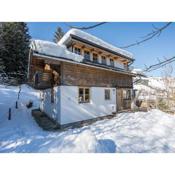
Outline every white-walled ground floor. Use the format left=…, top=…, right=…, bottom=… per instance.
left=40, top=86, right=132, bottom=127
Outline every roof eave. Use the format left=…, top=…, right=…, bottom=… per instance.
left=69, top=34, right=134, bottom=62
left=32, top=51, right=135, bottom=76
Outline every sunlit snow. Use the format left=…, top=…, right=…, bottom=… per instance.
left=0, top=85, right=175, bottom=153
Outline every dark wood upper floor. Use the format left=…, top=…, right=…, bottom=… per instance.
left=28, top=55, right=133, bottom=90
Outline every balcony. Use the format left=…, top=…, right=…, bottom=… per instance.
left=83, top=58, right=132, bottom=74
left=30, top=72, right=60, bottom=90
left=32, top=72, right=53, bottom=89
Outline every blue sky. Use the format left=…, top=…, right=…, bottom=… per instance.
left=27, top=22, right=175, bottom=77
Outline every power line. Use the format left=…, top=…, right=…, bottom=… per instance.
left=120, top=22, right=172, bottom=49
left=64, top=22, right=175, bottom=74
left=64, top=22, right=107, bottom=30
left=144, top=56, right=175, bottom=72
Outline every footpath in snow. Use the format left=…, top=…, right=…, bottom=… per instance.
left=0, top=85, right=175, bottom=153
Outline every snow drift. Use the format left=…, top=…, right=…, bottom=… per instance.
left=1, top=85, right=175, bottom=153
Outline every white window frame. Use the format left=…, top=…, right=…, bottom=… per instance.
left=78, top=87, right=90, bottom=103
left=92, top=53, right=98, bottom=63
left=74, top=47, right=81, bottom=55
left=84, top=50, right=90, bottom=60
left=101, top=56, right=107, bottom=65
left=110, top=58, right=114, bottom=67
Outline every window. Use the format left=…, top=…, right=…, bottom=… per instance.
left=133, top=89, right=137, bottom=98
left=93, top=53, right=98, bottom=63
left=105, top=89, right=110, bottom=100
left=110, top=59, right=114, bottom=67
left=51, top=88, right=54, bottom=103
left=84, top=51, right=90, bottom=60
left=78, top=87, right=90, bottom=103
left=124, top=63, right=128, bottom=70
left=74, top=47, right=81, bottom=55
left=123, top=89, right=131, bottom=100
left=101, top=56, right=106, bottom=65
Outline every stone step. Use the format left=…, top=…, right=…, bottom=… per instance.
left=32, top=109, right=60, bottom=131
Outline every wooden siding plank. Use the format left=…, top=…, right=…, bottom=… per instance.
left=61, top=62, right=133, bottom=88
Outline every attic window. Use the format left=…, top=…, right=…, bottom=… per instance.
left=93, top=53, right=98, bottom=63
left=124, top=63, right=128, bottom=70
left=74, top=47, right=81, bottom=55
left=110, top=59, right=114, bottom=67
left=84, top=51, right=90, bottom=60
left=102, top=56, right=106, bottom=65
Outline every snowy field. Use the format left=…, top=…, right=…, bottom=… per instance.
left=1, top=85, right=175, bottom=153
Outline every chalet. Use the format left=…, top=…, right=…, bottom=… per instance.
left=28, top=29, right=135, bottom=128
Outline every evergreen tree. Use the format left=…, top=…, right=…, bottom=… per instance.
left=0, top=23, right=5, bottom=73
left=0, top=22, right=31, bottom=84
left=53, top=27, right=64, bottom=43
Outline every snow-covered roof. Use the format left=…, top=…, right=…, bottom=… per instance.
left=132, top=68, right=146, bottom=77
left=30, top=39, right=134, bottom=76
left=58, top=29, right=133, bottom=60
left=134, top=77, right=166, bottom=91
left=31, top=39, right=84, bottom=62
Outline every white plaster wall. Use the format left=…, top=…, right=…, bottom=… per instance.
left=40, top=86, right=61, bottom=123
left=60, top=86, right=116, bottom=125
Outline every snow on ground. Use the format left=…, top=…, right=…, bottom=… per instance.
left=1, top=85, right=175, bottom=153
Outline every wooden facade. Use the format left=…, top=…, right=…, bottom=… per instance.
left=29, top=30, right=135, bottom=112
left=29, top=56, right=133, bottom=89
left=28, top=56, right=61, bottom=89
left=61, top=62, right=133, bottom=88
left=117, top=88, right=132, bottom=111
left=29, top=55, right=133, bottom=111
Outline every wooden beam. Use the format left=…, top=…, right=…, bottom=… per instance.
left=72, top=39, right=130, bottom=63
left=90, top=48, right=95, bottom=52
left=81, top=45, right=86, bottom=49
left=107, top=54, right=111, bottom=57
left=121, top=59, right=128, bottom=63
left=44, top=59, right=61, bottom=65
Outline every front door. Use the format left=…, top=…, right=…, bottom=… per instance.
left=116, top=89, right=123, bottom=112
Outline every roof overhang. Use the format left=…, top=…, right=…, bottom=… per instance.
left=69, top=34, right=135, bottom=62
left=32, top=51, right=135, bottom=77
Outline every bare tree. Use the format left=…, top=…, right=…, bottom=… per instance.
left=64, top=22, right=107, bottom=30
left=161, top=64, right=174, bottom=110
left=143, top=56, right=175, bottom=72
left=120, top=22, right=172, bottom=49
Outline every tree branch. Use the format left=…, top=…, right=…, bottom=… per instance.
left=143, top=56, right=175, bottom=72
left=65, top=22, right=107, bottom=30
left=120, top=22, right=172, bottom=49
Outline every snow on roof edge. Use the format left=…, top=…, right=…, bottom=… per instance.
left=58, top=28, right=134, bottom=59
left=30, top=39, right=84, bottom=63
left=30, top=39, right=135, bottom=76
